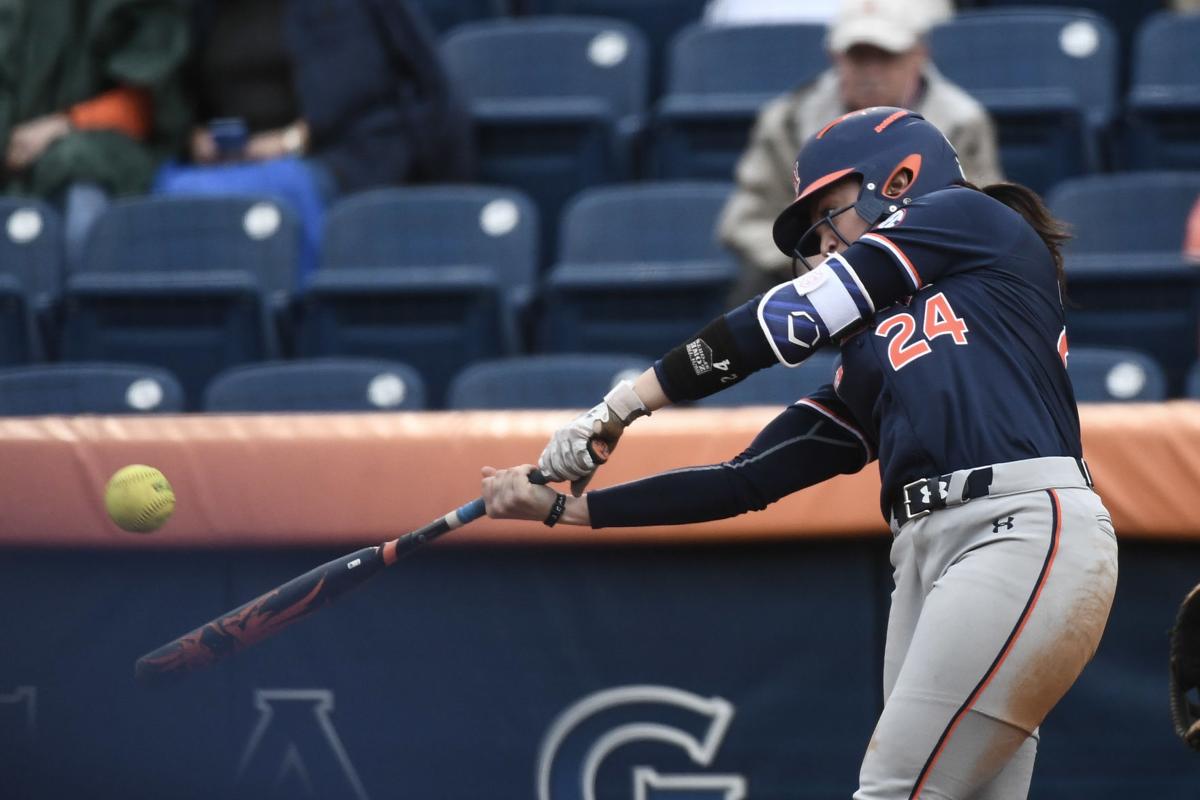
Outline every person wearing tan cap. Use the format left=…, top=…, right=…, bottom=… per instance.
left=718, top=0, right=1002, bottom=303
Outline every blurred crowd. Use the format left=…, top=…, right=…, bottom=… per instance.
left=1, top=0, right=1197, bottom=289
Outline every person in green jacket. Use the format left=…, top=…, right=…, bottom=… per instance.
left=0, top=0, right=189, bottom=262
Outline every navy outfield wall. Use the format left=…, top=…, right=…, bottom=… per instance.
left=0, top=538, right=1197, bottom=799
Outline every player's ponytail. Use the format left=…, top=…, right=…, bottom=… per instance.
left=964, top=182, right=1070, bottom=292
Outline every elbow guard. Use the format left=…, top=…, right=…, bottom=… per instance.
left=756, top=253, right=874, bottom=366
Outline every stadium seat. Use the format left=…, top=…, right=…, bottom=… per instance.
left=1186, top=361, right=1200, bottom=400
left=1048, top=171, right=1200, bottom=394
left=695, top=350, right=840, bottom=407
left=1125, top=12, right=1200, bottom=169
left=654, top=22, right=827, bottom=179
left=59, top=196, right=298, bottom=407
left=296, top=187, right=538, bottom=406
left=519, top=0, right=707, bottom=97
left=929, top=9, right=1118, bottom=192
left=445, top=353, right=648, bottom=409
left=0, top=363, right=184, bottom=415
left=0, top=200, right=62, bottom=364
left=204, top=359, right=427, bottom=412
left=440, top=18, right=648, bottom=256
left=1066, top=346, right=1166, bottom=402
left=538, top=182, right=738, bottom=357
left=411, top=0, right=510, bottom=32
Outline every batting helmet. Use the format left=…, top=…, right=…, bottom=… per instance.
left=772, top=107, right=965, bottom=259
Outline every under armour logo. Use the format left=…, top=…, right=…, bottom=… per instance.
left=993, top=516, right=1015, bottom=532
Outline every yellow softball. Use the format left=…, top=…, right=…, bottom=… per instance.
left=104, top=465, right=176, bottom=533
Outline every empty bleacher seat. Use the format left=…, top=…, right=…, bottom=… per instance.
left=0, top=363, right=183, bottom=415
left=411, top=0, right=510, bottom=32
left=0, top=200, right=60, bottom=364
left=539, top=182, right=738, bottom=357
left=695, top=350, right=839, bottom=407
left=654, top=22, right=827, bottom=179
left=521, top=0, right=707, bottom=97
left=446, top=353, right=648, bottom=408
left=1048, top=171, right=1200, bottom=394
left=1125, top=11, right=1200, bottom=169
left=297, top=187, right=538, bottom=406
left=441, top=18, right=648, bottom=255
left=204, top=359, right=426, bottom=412
left=59, top=196, right=298, bottom=407
left=929, top=9, right=1118, bottom=192
left=1067, top=346, right=1166, bottom=402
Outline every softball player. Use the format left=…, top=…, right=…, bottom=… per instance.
left=483, top=107, right=1118, bottom=799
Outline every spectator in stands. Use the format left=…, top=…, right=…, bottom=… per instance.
left=717, top=0, right=1001, bottom=303
left=1186, top=196, right=1200, bottom=263
left=0, top=1, right=189, bottom=265
left=1172, top=0, right=1200, bottom=11
left=158, top=0, right=473, bottom=285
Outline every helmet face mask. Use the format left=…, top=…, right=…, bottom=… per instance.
left=772, top=107, right=966, bottom=261
left=793, top=201, right=859, bottom=275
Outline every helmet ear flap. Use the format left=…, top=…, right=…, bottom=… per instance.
left=882, top=154, right=922, bottom=199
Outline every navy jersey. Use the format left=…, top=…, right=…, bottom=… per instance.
left=730, top=186, right=1082, bottom=512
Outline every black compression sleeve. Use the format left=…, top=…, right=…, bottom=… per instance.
left=655, top=305, right=778, bottom=403
left=586, top=401, right=870, bottom=528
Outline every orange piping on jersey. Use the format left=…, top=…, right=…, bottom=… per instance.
left=796, top=398, right=874, bottom=461
left=1057, top=328, right=1069, bottom=367
left=860, top=232, right=922, bottom=289
left=908, top=489, right=1063, bottom=799
left=793, top=167, right=856, bottom=203
left=874, top=109, right=910, bottom=133
left=883, top=154, right=923, bottom=198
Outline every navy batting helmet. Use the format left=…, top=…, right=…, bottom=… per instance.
left=772, top=107, right=965, bottom=260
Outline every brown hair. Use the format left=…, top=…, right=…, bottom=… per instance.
left=962, top=181, right=1071, bottom=292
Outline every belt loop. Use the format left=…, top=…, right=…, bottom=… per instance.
left=1076, top=458, right=1094, bottom=488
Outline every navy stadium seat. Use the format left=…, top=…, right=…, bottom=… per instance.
left=445, top=353, right=649, bottom=409
left=695, top=350, right=840, bottom=407
left=520, top=0, right=707, bottom=97
left=654, top=22, right=827, bottom=179
left=204, top=359, right=426, bottom=412
left=297, top=187, right=538, bottom=406
left=539, top=182, right=738, bottom=357
left=59, top=196, right=298, bottom=407
left=1048, top=171, right=1200, bottom=394
left=1186, top=361, right=1200, bottom=400
left=1066, top=346, right=1166, bottom=402
left=440, top=18, right=648, bottom=256
left=411, top=0, right=510, bottom=32
left=0, top=199, right=62, bottom=364
left=1125, top=12, right=1200, bottom=170
left=0, top=363, right=183, bottom=415
left=930, top=9, right=1118, bottom=191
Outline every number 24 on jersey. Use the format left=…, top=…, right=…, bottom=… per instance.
left=875, top=292, right=969, bottom=371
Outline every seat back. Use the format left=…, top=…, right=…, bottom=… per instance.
left=0, top=363, right=184, bottom=415
left=446, top=354, right=648, bottom=409
left=80, top=196, right=301, bottom=303
left=322, top=187, right=538, bottom=289
left=930, top=9, right=1118, bottom=128
left=665, top=22, right=827, bottom=98
left=441, top=17, right=648, bottom=119
left=205, top=359, right=427, bottom=411
left=1048, top=172, right=1200, bottom=259
left=558, top=181, right=732, bottom=263
left=0, top=199, right=63, bottom=312
left=1067, top=347, right=1166, bottom=402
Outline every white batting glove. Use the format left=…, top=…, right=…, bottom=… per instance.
left=538, top=380, right=649, bottom=496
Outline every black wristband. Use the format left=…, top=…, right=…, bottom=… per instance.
left=543, top=492, right=567, bottom=527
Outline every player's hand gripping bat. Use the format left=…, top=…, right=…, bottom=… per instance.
left=135, top=472, right=550, bottom=685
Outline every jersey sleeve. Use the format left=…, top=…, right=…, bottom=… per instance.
left=847, top=187, right=1005, bottom=295
left=586, top=384, right=873, bottom=529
